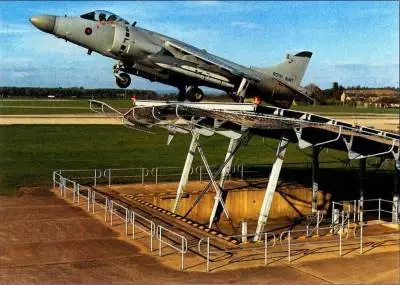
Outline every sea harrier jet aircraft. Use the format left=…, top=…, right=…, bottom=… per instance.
left=30, top=10, right=313, bottom=107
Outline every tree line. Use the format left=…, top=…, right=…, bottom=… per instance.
left=0, top=86, right=166, bottom=99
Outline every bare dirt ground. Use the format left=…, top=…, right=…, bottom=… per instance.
left=0, top=114, right=398, bottom=132
left=1, top=187, right=399, bottom=284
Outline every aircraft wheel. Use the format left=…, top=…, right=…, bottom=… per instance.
left=115, top=73, right=131, bottom=88
left=186, top=86, right=204, bottom=102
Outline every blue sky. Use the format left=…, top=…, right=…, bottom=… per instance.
left=0, top=1, right=398, bottom=91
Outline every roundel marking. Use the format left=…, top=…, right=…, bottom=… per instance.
left=84, top=27, right=92, bottom=35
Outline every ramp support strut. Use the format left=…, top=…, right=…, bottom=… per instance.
left=393, top=159, right=399, bottom=223
left=254, top=137, right=289, bottom=241
left=172, top=132, right=200, bottom=213
left=312, top=146, right=320, bottom=213
left=209, top=138, right=240, bottom=227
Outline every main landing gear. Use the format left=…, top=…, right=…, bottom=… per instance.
left=177, top=86, right=204, bottom=102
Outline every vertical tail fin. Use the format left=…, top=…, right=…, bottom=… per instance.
left=258, top=51, right=312, bottom=86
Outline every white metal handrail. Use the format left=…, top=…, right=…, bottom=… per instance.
left=198, top=232, right=276, bottom=272
left=150, top=167, right=194, bottom=184
left=279, top=225, right=349, bottom=247
left=130, top=211, right=156, bottom=251
left=103, top=168, right=149, bottom=186
left=109, top=200, right=129, bottom=235
left=62, top=177, right=77, bottom=201
left=157, top=225, right=188, bottom=271
left=280, top=225, right=350, bottom=262
left=59, top=169, right=102, bottom=186
left=91, top=190, right=109, bottom=221
left=333, top=198, right=398, bottom=224
left=76, top=184, right=91, bottom=211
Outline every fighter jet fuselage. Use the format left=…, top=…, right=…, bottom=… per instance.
left=30, top=10, right=313, bottom=107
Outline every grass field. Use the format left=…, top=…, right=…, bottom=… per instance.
left=0, top=99, right=398, bottom=115
left=0, top=124, right=366, bottom=195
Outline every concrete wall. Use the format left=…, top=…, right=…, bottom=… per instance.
left=149, top=186, right=330, bottom=223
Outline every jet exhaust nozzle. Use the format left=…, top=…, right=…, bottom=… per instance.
left=29, top=15, right=56, bottom=33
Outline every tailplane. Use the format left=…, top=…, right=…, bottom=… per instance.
left=257, top=51, right=312, bottom=86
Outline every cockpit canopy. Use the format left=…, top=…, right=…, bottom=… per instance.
left=80, top=10, right=129, bottom=24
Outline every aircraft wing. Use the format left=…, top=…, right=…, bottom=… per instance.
left=163, top=37, right=262, bottom=82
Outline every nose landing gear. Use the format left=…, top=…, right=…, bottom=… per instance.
left=113, top=61, right=131, bottom=89
left=115, top=73, right=131, bottom=88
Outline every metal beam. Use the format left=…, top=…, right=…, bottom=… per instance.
left=197, top=145, right=230, bottom=221
left=254, top=137, right=289, bottom=241
left=172, top=132, right=200, bottom=213
left=209, top=138, right=239, bottom=227
left=312, top=146, right=320, bottom=213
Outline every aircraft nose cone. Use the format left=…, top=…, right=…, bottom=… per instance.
left=29, top=15, right=56, bottom=33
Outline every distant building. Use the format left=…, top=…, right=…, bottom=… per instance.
left=340, top=89, right=399, bottom=107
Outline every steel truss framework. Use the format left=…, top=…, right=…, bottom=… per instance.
left=89, top=100, right=400, bottom=239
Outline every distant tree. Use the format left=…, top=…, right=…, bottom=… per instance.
left=332, top=82, right=339, bottom=90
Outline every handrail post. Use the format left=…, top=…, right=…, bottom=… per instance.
left=125, top=209, right=128, bottom=236
left=87, top=189, right=91, bottom=212
left=159, top=226, right=162, bottom=257
left=316, top=211, right=320, bottom=236
left=332, top=202, right=335, bottom=226
left=141, top=168, right=145, bottom=185
left=110, top=200, right=113, bottom=226
left=339, top=230, right=342, bottom=256
left=206, top=237, right=210, bottom=272
left=155, top=168, right=158, bottom=185
left=181, top=237, right=184, bottom=271
left=73, top=181, right=76, bottom=203
left=288, top=231, right=291, bottom=263
left=241, top=164, right=244, bottom=180
left=108, top=169, right=111, bottom=187
left=199, top=167, right=202, bottom=183
left=92, top=191, right=95, bottom=213
left=264, top=233, right=268, bottom=266
left=132, top=212, right=135, bottom=240
left=77, top=184, right=80, bottom=205
left=306, top=225, right=309, bottom=237
left=53, top=171, right=55, bottom=189
left=378, top=198, right=381, bottom=221
left=341, top=211, right=344, bottom=230
left=94, top=169, right=97, bottom=186
left=360, top=222, right=363, bottom=255
left=151, top=222, right=154, bottom=252
left=354, top=200, right=357, bottom=222
left=105, top=197, right=108, bottom=222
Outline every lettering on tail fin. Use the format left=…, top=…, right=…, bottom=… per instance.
left=256, top=51, right=313, bottom=86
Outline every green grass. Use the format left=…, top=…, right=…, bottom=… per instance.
left=292, top=104, right=398, bottom=115
left=0, top=124, right=361, bottom=195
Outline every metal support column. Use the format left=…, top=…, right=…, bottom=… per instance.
left=393, top=160, right=399, bottom=223
left=359, top=158, right=366, bottom=223
left=172, top=132, right=200, bottom=213
left=311, top=146, right=320, bottom=213
left=197, top=145, right=230, bottom=220
left=254, top=137, right=289, bottom=241
left=209, top=138, right=239, bottom=226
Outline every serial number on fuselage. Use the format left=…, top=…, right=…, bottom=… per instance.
left=273, top=72, right=294, bottom=83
